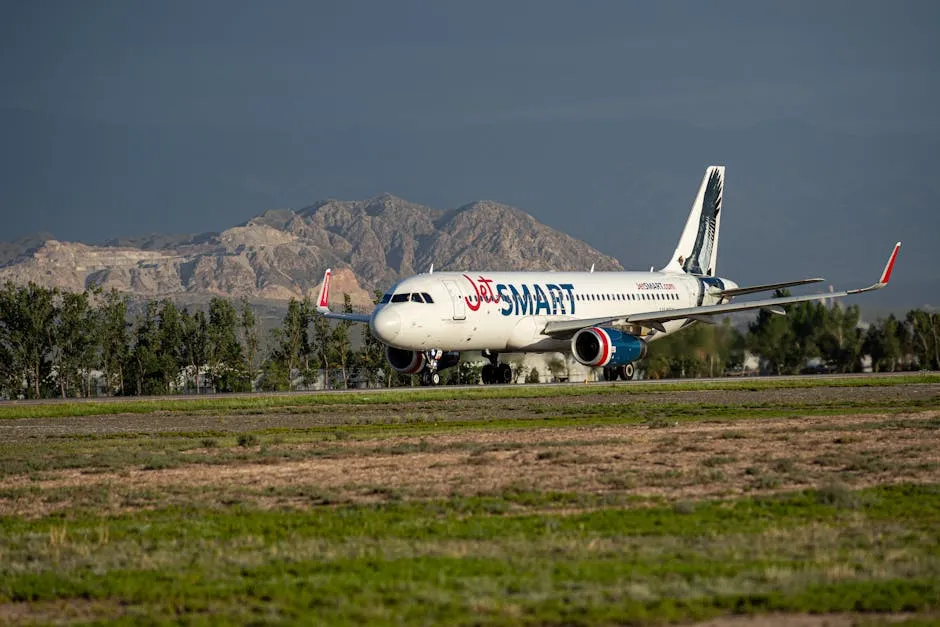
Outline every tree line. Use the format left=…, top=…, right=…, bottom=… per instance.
left=1, top=282, right=937, bottom=398
left=644, top=293, right=939, bottom=379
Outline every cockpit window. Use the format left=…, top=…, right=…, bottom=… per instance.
left=379, top=293, right=391, bottom=304
left=390, top=293, right=409, bottom=303
left=421, top=292, right=433, bottom=303
left=411, top=293, right=424, bottom=303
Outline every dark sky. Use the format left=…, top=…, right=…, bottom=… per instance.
left=1, top=1, right=938, bottom=300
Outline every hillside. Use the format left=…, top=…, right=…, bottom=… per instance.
left=0, top=194, right=622, bottom=308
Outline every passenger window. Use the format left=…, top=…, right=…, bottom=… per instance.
left=422, top=293, right=433, bottom=303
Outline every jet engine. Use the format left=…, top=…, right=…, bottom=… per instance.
left=385, top=346, right=426, bottom=374
left=571, top=327, right=648, bottom=367
left=385, top=347, right=461, bottom=374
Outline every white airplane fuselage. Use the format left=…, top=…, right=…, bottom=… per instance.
left=369, top=270, right=736, bottom=352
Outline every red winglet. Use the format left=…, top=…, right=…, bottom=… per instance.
left=317, top=268, right=332, bottom=309
left=879, top=242, right=901, bottom=285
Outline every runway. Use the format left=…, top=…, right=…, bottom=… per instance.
left=0, top=369, right=934, bottom=407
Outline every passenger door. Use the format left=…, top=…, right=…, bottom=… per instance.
left=441, top=280, right=466, bottom=320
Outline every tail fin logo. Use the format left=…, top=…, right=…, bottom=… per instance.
left=682, top=168, right=723, bottom=276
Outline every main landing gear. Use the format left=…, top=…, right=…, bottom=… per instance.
left=480, top=350, right=512, bottom=385
left=602, top=363, right=635, bottom=381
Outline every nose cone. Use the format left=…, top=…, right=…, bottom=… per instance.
left=370, top=308, right=401, bottom=343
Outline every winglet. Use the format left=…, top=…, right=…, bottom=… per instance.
left=316, top=268, right=332, bottom=312
left=848, top=242, right=901, bottom=294
left=878, top=242, right=901, bottom=286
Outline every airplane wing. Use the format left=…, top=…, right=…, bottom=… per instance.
left=315, top=268, right=372, bottom=323
left=543, top=242, right=900, bottom=337
left=718, top=277, right=824, bottom=298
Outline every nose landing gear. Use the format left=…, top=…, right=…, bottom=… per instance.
left=418, top=349, right=459, bottom=386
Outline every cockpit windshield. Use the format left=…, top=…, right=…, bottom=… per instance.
left=384, top=291, right=435, bottom=304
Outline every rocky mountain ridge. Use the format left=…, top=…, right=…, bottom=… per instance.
left=0, top=195, right=622, bottom=307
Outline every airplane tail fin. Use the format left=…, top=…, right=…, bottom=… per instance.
left=661, top=165, right=724, bottom=276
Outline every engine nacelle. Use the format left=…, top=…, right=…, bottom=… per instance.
left=385, top=347, right=462, bottom=374
left=571, top=327, right=648, bottom=367
left=385, top=346, right=425, bottom=374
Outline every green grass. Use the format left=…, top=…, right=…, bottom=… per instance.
left=1, top=484, right=938, bottom=625
left=1, top=373, right=937, bottom=420
left=2, top=379, right=938, bottom=624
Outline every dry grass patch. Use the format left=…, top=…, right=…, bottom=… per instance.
left=2, top=410, right=938, bottom=517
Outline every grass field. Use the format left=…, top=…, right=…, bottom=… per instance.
left=1, top=376, right=938, bottom=625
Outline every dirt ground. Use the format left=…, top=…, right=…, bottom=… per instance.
left=1, top=383, right=937, bottom=517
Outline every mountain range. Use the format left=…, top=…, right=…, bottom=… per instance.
left=0, top=195, right=621, bottom=308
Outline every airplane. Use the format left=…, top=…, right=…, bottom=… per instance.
left=316, top=166, right=901, bottom=385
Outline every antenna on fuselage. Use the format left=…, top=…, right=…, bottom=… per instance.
left=590, top=264, right=594, bottom=273
left=428, top=264, right=434, bottom=274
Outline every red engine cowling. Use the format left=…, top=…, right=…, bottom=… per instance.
left=385, top=346, right=426, bottom=374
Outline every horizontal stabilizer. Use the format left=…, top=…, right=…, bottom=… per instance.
left=720, top=278, right=824, bottom=298
left=315, top=267, right=372, bottom=323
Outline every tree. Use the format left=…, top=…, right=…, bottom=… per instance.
left=239, top=299, right=260, bottom=391
left=50, top=289, right=95, bottom=398
left=207, top=297, right=245, bottom=392
left=748, top=290, right=797, bottom=374
left=864, top=315, right=902, bottom=373
left=509, top=359, right=526, bottom=383
left=329, top=294, right=354, bottom=389
left=907, top=309, right=940, bottom=370
left=457, top=361, right=483, bottom=385
left=546, top=356, right=566, bottom=382
left=157, top=300, right=185, bottom=393
left=181, top=308, right=209, bottom=393
left=351, top=291, right=387, bottom=388
left=128, top=301, right=162, bottom=396
left=98, top=290, right=129, bottom=395
left=525, top=366, right=541, bottom=384
left=817, top=304, right=862, bottom=372
left=267, top=297, right=316, bottom=390
left=0, top=282, right=57, bottom=398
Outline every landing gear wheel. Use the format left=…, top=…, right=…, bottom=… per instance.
left=623, top=363, right=635, bottom=380
left=481, top=364, right=495, bottom=384
left=497, top=363, right=512, bottom=384
left=420, top=371, right=441, bottom=386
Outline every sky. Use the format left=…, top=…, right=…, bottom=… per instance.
left=1, top=1, right=939, bottom=304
